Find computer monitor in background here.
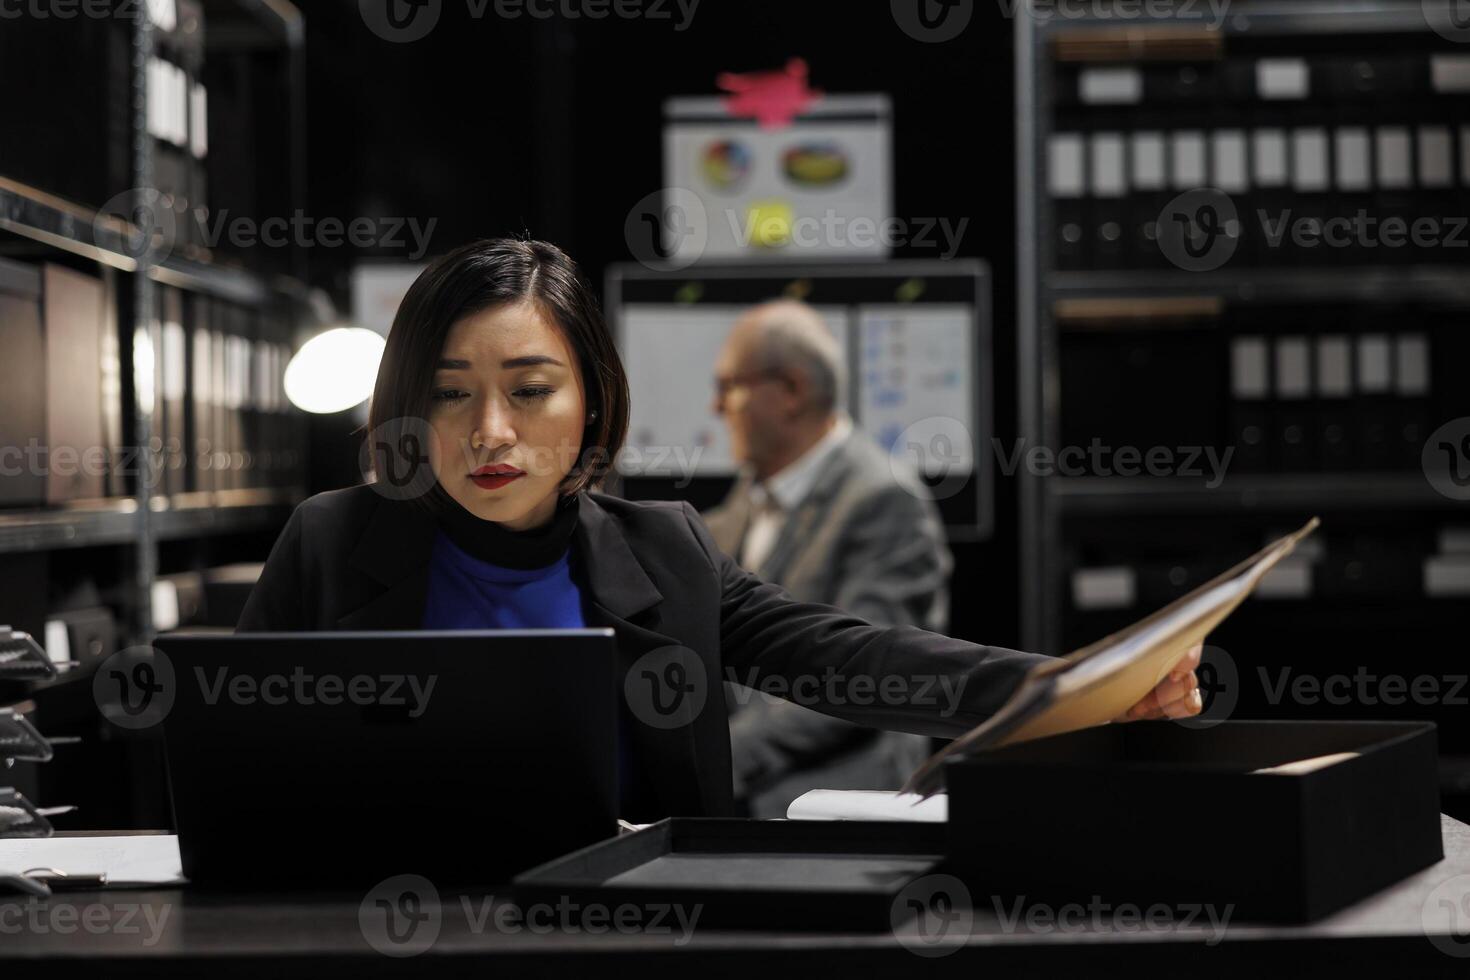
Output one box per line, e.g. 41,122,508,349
606,261,993,539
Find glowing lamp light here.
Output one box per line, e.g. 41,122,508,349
283,327,385,414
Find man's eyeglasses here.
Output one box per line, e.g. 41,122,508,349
712,370,783,400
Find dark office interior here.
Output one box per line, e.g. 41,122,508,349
1,0,1469,972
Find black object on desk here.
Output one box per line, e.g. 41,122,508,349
4,816,1468,977
945,719,1444,923
513,818,947,930
153,629,618,890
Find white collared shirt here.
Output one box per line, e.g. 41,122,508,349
740,415,853,571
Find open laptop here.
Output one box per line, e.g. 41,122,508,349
153,629,619,890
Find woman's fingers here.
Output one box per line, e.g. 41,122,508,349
1161,685,1204,719
1150,669,1198,711
1123,689,1166,721
1169,644,1203,682
1121,665,1203,721
1115,645,1207,723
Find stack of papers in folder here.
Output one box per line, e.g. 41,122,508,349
901,517,1321,798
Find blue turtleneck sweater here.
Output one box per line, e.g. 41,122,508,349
419,531,587,631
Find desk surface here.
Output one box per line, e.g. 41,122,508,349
4,815,1469,978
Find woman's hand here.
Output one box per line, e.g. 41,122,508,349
1116,643,1204,721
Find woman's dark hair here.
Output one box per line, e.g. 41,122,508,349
365,238,629,501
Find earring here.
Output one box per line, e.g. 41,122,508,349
587,409,598,423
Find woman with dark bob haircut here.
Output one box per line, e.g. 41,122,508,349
238,238,1202,819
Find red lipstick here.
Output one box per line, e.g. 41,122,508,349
469,464,525,491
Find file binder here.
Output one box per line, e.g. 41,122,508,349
1228,334,1270,472
1374,125,1416,267
42,265,107,503
0,259,46,508
1251,126,1291,264
1314,333,1355,471
1273,334,1315,471
99,268,124,499
159,285,188,498
1088,130,1128,267
1393,333,1432,468
1126,129,1170,268
210,312,230,491
1354,330,1394,469
1049,132,1087,269
190,304,215,493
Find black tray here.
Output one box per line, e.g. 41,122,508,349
512,818,946,930
945,720,1444,923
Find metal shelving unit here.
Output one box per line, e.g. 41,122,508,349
1016,0,1470,653
0,180,304,308
1048,266,1470,304
0,489,297,556
0,0,307,647
0,0,311,834
1051,473,1454,515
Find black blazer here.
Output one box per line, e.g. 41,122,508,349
236,484,1050,818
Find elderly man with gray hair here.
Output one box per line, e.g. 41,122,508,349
703,299,951,818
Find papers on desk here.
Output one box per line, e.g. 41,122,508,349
786,790,947,822
903,517,1322,798
0,832,184,887
1250,751,1360,775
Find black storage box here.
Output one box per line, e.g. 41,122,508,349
513,818,946,930
945,720,1443,923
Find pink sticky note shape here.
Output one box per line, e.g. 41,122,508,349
716,58,823,130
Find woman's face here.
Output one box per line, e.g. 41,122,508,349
426,301,587,530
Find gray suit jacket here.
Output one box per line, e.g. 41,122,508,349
702,429,952,817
